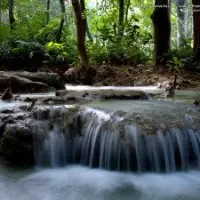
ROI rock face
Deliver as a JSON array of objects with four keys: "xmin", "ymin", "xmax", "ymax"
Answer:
[
  {"xmin": 0, "ymin": 71, "xmax": 65, "ymax": 93},
  {"xmin": 0, "ymin": 107, "xmax": 33, "ymax": 164},
  {"xmin": 1, "ymin": 123, "xmax": 34, "ymax": 165},
  {"xmin": 0, "ymin": 105, "xmax": 80, "ymax": 165}
]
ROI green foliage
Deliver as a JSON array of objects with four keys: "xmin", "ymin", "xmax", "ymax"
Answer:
[
  {"xmin": 45, "ymin": 40, "xmax": 77, "ymax": 64},
  {"xmin": 35, "ymin": 19, "xmax": 61, "ymax": 43},
  {"xmin": 0, "ymin": 25, "xmax": 10, "ymax": 41},
  {"xmin": 14, "ymin": 40, "xmax": 47, "ymax": 57},
  {"xmin": 0, "ymin": 0, "xmax": 8, "ymax": 10},
  {"xmin": 0, "ymin": 42, "xmax": 12, "ymax": 57},
  {"xmin": 0, "ymin": 0, "xmax": 194, "ymax": 67},
  {"xmin": 167, "ymin": 40, "xmax": 193, "ymax": 72},
  {"xmin": 45, "ymin": 42, "xmax": 67, "ymax": 57},
  {"xmin": 167, "ymin": 57, "xmax": 183, "ymax": 72},
  {"xmin": 87, "ymin": 41, "xmax": 107, "ymax": 64},
  {"xmin": 0, "ymin": 40, "xmax": 49, "ymax": 64},
  {"xmin": 170, "ymin": 40, "xmax": 193, "ymax": 59},
  {"xmin": 87, "ymin": 2, "xmax": 153, "ymax": 64},
  {"xmin": 0, "ymin": 0, "xmax": 46, "ymax": 42}
]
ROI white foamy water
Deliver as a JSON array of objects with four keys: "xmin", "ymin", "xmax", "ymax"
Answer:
[
  {"xmin": 19, "ymin": 92, "xmax": 55, "ymax": 98},
  {"xmin": 65, "ymin": 85, "xmax": 160, "ymax": 93},
  {"xmin": 0, "ymin": 101, "xmax": 27, "ymax": 109},
  {"xmin": 0, "ymin": 166, "xmax": 200, "ymax": 200},
  {"xmin": 64, "ymin": 85, "xmax": 200, "ymax": 103}
]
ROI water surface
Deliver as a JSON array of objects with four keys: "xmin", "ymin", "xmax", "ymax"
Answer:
[
  {"xmin": 0, "ymin": 165, "xmax": 200, "ymax": 200},
  {"xmin": 0, "ymin": 86, "xmax": 200, "ymax": 199}
]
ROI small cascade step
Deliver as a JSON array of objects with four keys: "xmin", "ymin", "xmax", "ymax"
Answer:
[{"xmin": 34, "ymin": 107, "xmax": 200, "ymax": 173}]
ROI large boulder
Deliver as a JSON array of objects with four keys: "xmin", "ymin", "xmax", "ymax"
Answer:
[
  {"xmin": 11, "ymin": 71, "xmax": 65, "ymax": 90},
  {"xmin": 0, "ymin": 72, "xmax": 50, "ymax": 93},
  {"xmin": 0, "ymin": 71, "xmax": 66, "ymax": 93}
]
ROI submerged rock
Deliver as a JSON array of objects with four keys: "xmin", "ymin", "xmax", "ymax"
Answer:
[
  {"xmin": 55, "ymin": 89, "xmax": 149, "ymax": 101},
  {"xmin": 93, "ymin": 89, "xmax": 148, "ymax": 100}
]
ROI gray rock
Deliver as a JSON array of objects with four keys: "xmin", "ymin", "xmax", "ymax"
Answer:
[
  {"xmin": 0, "ymin": 71, "xmax": 66, "ymax": 93},
  {"xmin": 0, "ymin": 72, "xmax": 50, "ymax": 93},
  {"xmin": 11, "ymin": 71, "xmax": 65, "ymax": 90},
  {"xmin": 55, "ymin": 89, "xmax": 148, "ymax": 100},
  {"xmin": 0, "ymin": 122, "xmax": 34, "ymax": 164}
]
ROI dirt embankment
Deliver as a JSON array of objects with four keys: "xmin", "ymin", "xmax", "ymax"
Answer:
[
  {"xmin": 0, "ymin": 63, "xmax": 199, "ymax": 90},
  {"xmin": 94, "ymin": 65, "xmax": 200, "ymax": 90}
]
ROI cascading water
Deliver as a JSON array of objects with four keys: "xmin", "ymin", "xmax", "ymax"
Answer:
[
  {"xmin": 1, "ymin": 95, "xmax": 200, "ymax": 200},
  {"xmin": 37, "ymin": 128, "xmax": 66, "ymax": 167},
  {"xmin": 34, "ymin": 105, "xmax": 200, "ymax": 173}
]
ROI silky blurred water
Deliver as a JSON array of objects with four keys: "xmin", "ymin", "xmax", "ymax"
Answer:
[
  {"xmin": 0, "ymin": 165, "xmax": 200, "ymax": 200},
  {"xmin": 0, "ymin": 87, "xmax": 200, "ymax": 199}
]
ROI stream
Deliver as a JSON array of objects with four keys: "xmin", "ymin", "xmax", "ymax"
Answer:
[
  {"xmin": 0, "ymin": 86, "xmax": 200, "ymax": 200},
  {"xmin": 0, "ymin": 164, "xmax": 200, "ymax": 200}
]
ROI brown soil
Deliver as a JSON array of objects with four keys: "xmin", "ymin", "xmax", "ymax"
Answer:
[
  {"xmin": 94, "ymin": 64, "xmax": 200, "ymax": 90},
  {"xmin": 1, "ymin": 61, "xmax": 199, "ymax": 90}
]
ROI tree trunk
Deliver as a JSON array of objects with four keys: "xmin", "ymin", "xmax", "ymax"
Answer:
[
  {"xmin": 56, "ymin": 0, "xmax": 65, "ymax": 42},
  {"xmin": 125, "ymin": 0, "xmax": 130, "ymax": 23},
  {"xmin": 119, "ymin": 0, "xmax": 124, "ymax": 35},
  {"xmin": 71, "ymin": 0, "xmax": 88, "ymax": 68},
  {"xmin": 46, "ymin": 0, "xmax": 50, "ymax": 24},
  {"xmin": 80, "ymin": 0, "xmax": 93, "ymax": 41},
  {"xmin": 193, "ymin": 0, "xmax": 200, "ymax": 62},
  {"xmin": 71, "ymin": 0, "xmax": 96, "ymax": 85},
  {"xmin": 8, "ymin": 0, "xmax": 15, "ymax": 30},
  {"xmin": 151, "ymin": 0, "xmax": 171, "ymax": 65},
  {"xmin": 175, "ymin": 0, "xmax": 186, "ymax": 46}
]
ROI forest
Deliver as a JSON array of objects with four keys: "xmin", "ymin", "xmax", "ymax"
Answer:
[
  {"xmin": 0, "ymin": 0, "xmax": 200, "ymax": 87},
  {"xmin": 1, "ymin": 2, "xmax": 200, "ymax": 199}
]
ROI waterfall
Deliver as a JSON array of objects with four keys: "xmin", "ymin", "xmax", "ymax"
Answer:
[{"xmin": 34, "ymin": 107, "xmax": 200, "ymax": 172}]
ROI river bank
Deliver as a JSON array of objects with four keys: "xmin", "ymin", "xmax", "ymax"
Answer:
[{"xmin": 94, "ymin": 65, "xmax": 200, "ymax": 90}]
